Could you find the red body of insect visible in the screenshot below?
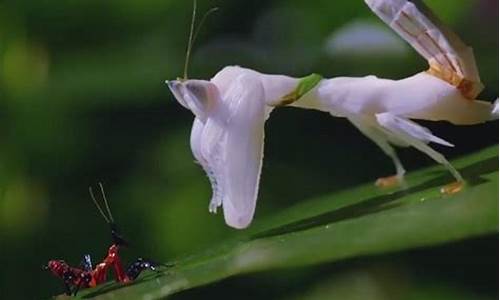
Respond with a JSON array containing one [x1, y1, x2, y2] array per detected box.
[[46, 245, 129, 285], [46, 260, 92, 288], [91, 244, 129, 284], [43, 184, 162, 296]]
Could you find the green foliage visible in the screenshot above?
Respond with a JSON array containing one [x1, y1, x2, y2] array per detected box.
[[65, 146, 498, 300]]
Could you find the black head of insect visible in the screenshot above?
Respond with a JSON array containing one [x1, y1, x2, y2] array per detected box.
[[89, 183, 129, 247], [166, 0, 220, 121]]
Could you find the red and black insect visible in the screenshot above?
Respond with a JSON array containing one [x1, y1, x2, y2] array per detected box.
[[43, 183, 163, 296]]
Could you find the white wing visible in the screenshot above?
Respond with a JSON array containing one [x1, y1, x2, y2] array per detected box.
[[219, 73, 266, 229], [365, 0, 483, 99]]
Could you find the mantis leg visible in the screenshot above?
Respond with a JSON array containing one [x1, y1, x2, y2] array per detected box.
[[375, 112, 464, 183], [348, 116, 406, 186]]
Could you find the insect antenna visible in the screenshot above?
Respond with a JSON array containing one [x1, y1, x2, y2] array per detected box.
[[182, 0, 219, 80], [89, 185, 110, 224], [89, 183, 128, 246], [98, 182, 115, 223]]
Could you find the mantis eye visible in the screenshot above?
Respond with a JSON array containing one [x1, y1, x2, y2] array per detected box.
[[185, 81, 215, 115], [168, 80, 219, 122], [166, 80, 190, 109]]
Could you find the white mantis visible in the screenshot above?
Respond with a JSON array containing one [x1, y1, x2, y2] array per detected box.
[[167, 0, 498, 229]]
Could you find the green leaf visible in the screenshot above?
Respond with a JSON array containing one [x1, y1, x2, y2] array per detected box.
[[61, 146, 498, 300]]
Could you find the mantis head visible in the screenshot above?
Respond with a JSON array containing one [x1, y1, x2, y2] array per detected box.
[[166, 0, 221, 121], [166, 69, 267, 229], [166, 79, 221, 122], [165, 2, 265, 229]]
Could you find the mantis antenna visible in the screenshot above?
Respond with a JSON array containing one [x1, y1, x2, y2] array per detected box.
[[89, 182, 115, 224], [182, 0, 219, 80]]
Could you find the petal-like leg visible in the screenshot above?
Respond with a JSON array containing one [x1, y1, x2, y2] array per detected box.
[[199, 118, 226, 213], [219, 74, 266, 229], [190, 118, 223, 213], [376, 112, 464, 193], [348, 116, 406, 188]]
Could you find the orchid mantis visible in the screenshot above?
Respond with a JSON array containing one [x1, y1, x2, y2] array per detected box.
[[167, 0, 498, 229]]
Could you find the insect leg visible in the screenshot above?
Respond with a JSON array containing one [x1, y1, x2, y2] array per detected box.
[[376, 112, 464, 185], [62, 271, 76, 296], [63, 282, 72, 296], [74, 272, 92, 296], [72, 281, 82, 296], [92, 262, 110, 284], [348, 116, 406, 187]]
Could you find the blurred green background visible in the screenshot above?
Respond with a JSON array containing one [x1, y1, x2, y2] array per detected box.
[[0, 0, 497, 299]]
